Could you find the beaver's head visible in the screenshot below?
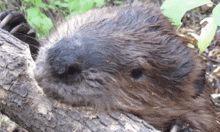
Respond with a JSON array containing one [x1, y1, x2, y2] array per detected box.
[[34, 4, 205, 113]]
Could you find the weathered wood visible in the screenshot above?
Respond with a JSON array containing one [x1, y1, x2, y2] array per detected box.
[[0, 29, 159, 132]]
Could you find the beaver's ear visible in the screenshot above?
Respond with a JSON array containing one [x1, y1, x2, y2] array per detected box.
[[147, 53, 193, 84], [0, 10, 40, 60], [193, 69, 206, 97]]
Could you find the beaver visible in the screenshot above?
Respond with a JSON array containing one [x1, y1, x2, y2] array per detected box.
[[1, 2, 219, 132]]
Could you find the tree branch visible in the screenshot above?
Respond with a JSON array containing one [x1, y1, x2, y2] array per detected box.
[[0, 29, 159, 132]]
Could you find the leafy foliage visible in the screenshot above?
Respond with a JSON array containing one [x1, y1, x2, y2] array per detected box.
[[213, 3, 220, 26], [197, 17, 217, 52], [0, 1, 6, 11], [0, 0, 129, 38], [161, 0, 212, 27], [162, 0, 220, 52], [20, 0, 106, 38], [26, 7, 53, 38]]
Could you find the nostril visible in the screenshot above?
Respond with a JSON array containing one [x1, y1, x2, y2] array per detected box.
[[67, 65, 82, 75]]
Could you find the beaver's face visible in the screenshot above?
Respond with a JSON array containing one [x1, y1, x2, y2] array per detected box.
[[34, 5, 202, 111], [35, 29, 154, 109]]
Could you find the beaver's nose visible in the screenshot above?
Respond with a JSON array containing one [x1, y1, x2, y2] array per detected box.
[[47, 37, 104, 75]]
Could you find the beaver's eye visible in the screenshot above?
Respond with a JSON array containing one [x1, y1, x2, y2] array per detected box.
[[130, 68, 144, 80]]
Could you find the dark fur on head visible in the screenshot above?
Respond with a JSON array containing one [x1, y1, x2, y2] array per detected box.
[[34, 3, 220, 132]]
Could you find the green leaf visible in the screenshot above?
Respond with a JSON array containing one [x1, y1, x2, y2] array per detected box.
[[26, 7, 53, 38], [32, 0, 42, 6], [197, 17, 217, 52], [26, 7, 39, 19], [161, 0, 212, 26], [95, 0, 105, 7], [69, 0, 81, 12], [23, 0, 31, 3], [213, 3, 220, 26], [0, 4, 6, 10], [80, 0, 95, 12], [187, 44, 195, 49]]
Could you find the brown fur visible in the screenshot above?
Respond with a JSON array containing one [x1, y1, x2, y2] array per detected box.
[[34, 3, 220, 132]]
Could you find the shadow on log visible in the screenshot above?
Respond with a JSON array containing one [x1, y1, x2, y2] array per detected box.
[[0, 29, 159, 132]]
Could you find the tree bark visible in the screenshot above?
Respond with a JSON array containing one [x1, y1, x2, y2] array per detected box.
[[0, 29, 159, 132]]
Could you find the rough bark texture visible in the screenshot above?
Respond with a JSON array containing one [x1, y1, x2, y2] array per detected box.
[[0, 29, 159, 132]]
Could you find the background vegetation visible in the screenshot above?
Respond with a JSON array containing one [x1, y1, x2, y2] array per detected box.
[[0, 0, 165, 38]]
